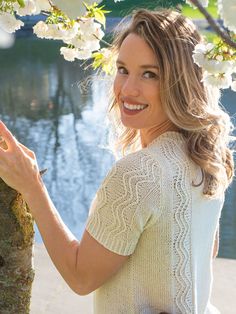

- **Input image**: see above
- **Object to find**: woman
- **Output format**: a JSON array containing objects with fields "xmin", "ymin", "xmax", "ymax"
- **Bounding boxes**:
[{"xmin": 0, "ymin": 8, "xmax": 234, "ymax": 314}]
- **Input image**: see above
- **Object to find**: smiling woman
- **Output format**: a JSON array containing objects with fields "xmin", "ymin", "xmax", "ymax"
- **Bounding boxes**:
[
  {"xmin": 85, "ymin": 8, "xmax": 235, "ymax": 313},
  {"xmin": 113, "ymin": 33, "xmax": 178, "ymax": 146},
  {"xmin": 109, "ymin": 9, "xmax": 234, "ymax": 198}
]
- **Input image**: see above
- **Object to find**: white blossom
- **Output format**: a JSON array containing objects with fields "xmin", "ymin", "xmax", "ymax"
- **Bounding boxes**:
[
  {"xmin": 192, "ymin": 42, "xmax": 214, "ymax": 67},
  {"xmin": 99, "ymin": 48, "xmax": 116, "ymax": 73},
  {"xmin": 60, "ymin": 46, "xmax": 92, "ymax": 61},
  {"xmin": 0, "ymin": 12, "xmax": 24, "ymax": 33},
  {"xmin": 231, "ymin": 81, "xmax": 236, "ymax": 91},
  {"xmin": 64, "ymin": 35, "xmax": 85, "ymax": 49},
  {"xmin": 79, "ymin": 18, "xmax": 104, "ymax": 39},
  {"xmin": 193, "ymin": 43, "xmax": 234, "ymax": 75},
  {"xmin": 202, "ymin": 72, "xmax": 232, "ymax": 89},
  {"xmin": 63, "ymin": 18, "xmax": 104, "ymax": 53},
  {"xmin": 46, "ymin": 24, "xmax": 69, "ymax": 40},
  {"xmin": 100, "ymin": 47, "xmax": 112, "ymax": 59},
  {"xmin": 60, "ymin": 47, "xmax": 79, "ymax": 61},
  {"xmin": 33, "ymin": 21, "xmax": 49, "ymax": 38},
  {"xmin": 193, "ymin": 51, "xmax": 207, "ymax": 67},
  {"xmin": 77, "ymin": 49, "xmax": 92, "ymax": 60},
  {"xmin": 218, "ymin": 0, "xmax": 236, "ymax": 32},
  {"xmin": 83, "ymin": 35, "xmax": 100, "ymax": 51},
  {"xmin": 34, "ymin": 21, "xmax": 80, "ymax": 41},
  {"xmin": 14, "ymin": 0, "xmax": 40, "ymax": 16},
  {"xmin": 79, "ymin": 18, "xmax": 96, "ymax": 35},
  {"xmin": 0, "ymin": 28, "xmax": 15, "ymax": 48},
  {"xmin": 216, "ymin": 55, "xmax": 224, "ymax": 62},
  {"xmin": 76, "ymin": 19, "xmax": 104, "ymax": 52},
  {"xmin": 13, "ymin": 0, "xmax": 51, "ymax": 17},
  {"xmin": 93, "ymin": 25, "xmax": 104, "ymax": 40},
  {"xmin": 34, "ymin": 23, "xmax": 65, "ymax": 39},
  {"xmin": 203, "ymin": 59, "xmax": 234, "ymax": 74},
  {"xmin": 233, "ymin": 63, "xmax": 236, "ymax": 73},
  {"xmin": 86, "ymin": 39, "xmax": 100, "ymax": 51},
  {"xmin": 194, "ymin": 43, "xmax": 213, "ymax": 54},
  {"xmin": 62, "ymin": 22, "xmax": 80, "ymax": 40},
  {"xmin": 45, "ymin": 24, "xmax": 66, "ymax": 40}
]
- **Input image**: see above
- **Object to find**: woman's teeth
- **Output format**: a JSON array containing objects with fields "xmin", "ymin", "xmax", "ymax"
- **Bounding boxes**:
[{"xmin": 123, "ymin": 102, "xmax": 148, "ymax": 110}]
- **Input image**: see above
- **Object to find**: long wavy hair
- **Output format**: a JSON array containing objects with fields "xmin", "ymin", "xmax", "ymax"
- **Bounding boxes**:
[{"xmin": 107, "ymin": 8, "xmax": 235, "ymax": 198}]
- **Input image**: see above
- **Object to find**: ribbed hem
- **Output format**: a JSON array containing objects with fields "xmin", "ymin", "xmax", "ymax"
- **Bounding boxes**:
[{"xmin": 86, "ymin": 217, "xmax": 135, "ymax": 256}]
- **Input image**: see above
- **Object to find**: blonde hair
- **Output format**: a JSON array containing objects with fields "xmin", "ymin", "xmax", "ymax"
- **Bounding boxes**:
[{"xmin": 107, "ymin": 8, "xmax": 235, "ymax": 198}]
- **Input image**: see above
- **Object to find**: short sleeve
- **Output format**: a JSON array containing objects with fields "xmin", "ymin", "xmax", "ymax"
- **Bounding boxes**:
[{"xmin": 85, "ymin": 155, "xmax": 160, "ymax": 256}]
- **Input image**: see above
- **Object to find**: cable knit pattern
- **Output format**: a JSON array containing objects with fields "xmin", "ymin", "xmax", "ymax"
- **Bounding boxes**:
[
  {"xmin": 86, "ymin": 131, "xmax": 224, "ymax": 314},
  {"xmin": 160, "ymin": 139, "xmax": 193, "ymax": 313},
  {"xmin": 87, "ymin": 152, "xmax": 161, "ymax": 256}
]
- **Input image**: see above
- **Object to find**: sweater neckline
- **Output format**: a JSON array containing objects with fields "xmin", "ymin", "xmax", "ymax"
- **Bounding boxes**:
[{"xmin": 146, "ymin": 131, "xmax": 185, "ymax": 148}]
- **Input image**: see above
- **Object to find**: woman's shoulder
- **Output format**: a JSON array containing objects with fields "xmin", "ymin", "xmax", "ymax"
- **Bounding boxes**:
[
  {"xmin": 107, "ymin": 149, "xmax": 160, "ymax": 185},
  {"xmin": 116, "ymin": 149, "xmax": 155, "ymax": 169},
  {"xmin": 99, "ymin": 150, "xmax": 161, "ymax": 207},
  {"xmin": 106, "ymin": 131, "xmax": 189, "ymax": 184}
]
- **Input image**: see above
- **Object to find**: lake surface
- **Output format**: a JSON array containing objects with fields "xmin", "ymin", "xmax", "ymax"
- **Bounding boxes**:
[{"xmin": 0, "ymin": 37, "xmax": 236, "ymax": 259}]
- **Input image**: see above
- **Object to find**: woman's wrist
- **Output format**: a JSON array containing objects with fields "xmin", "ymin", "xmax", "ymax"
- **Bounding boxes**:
[{"xmin": 21, "ymin": 174, "xmax": 48, "ymax": 212}]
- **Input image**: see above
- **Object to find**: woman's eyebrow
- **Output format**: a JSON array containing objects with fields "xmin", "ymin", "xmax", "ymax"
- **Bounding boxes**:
[{"xmin": 116, "ymin": 59, "xmax": 159, "ymax": 70}]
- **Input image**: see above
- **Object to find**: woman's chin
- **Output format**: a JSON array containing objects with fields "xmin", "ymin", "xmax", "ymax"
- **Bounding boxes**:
[
  {"xmin": 120, "ymin": 119, "xmax": 142, "ymax": 130},
  {"xmin": 120, "ymin": 113, "xmax": 147, "ymax": 129}
]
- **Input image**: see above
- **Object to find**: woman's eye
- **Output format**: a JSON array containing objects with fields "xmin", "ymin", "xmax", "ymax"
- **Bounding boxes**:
[
  {"xmin": 117, "ymin": 67, "xmax": 128, "ymax": 75},
  {"xmin": 143, "ymin": 71, "xmax": 158, "ymax": 79}
]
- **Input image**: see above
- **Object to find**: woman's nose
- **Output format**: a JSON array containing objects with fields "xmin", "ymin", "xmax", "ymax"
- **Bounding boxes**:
[{"xmin": 121, "ymin": 76, "xmax": 140, "ymax": 97}]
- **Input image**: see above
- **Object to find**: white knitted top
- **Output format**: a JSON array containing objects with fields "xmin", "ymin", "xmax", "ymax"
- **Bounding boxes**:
[{"xmin": 85, "ymin": 131, "xmax": 224, "ymax": 314}]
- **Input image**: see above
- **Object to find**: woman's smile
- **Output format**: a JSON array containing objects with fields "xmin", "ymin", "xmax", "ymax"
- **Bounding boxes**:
[
  {"xmin": 114, "ymin": 33, "xmax": 169, "ymax": 133},
  {"xmin": 122, "ymin": 101, "xmax": 149, "ymax": 115}
]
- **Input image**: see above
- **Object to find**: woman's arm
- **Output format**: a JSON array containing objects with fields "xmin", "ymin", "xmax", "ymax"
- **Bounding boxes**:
[
  {"xmin": 23, "ymin": 182, "xmax": 84, "ymax": 293},
  {"xmin": 0, "ymin": 121, "xmax": 129, "ymax": 295},
  {"xmin": 24, "ymin": 183, "xmax": 129, "ymax": 295}
]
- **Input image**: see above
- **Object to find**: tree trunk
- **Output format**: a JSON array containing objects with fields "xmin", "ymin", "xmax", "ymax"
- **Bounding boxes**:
[{"xmin": 0, "ymin": 178, "xmax": 34, "ymax": 314}]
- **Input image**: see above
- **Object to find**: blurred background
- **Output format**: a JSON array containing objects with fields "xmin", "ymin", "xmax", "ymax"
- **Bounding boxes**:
[{"xmin": 0, "ymin": 0, "xmax": 235, "ymax": 259}]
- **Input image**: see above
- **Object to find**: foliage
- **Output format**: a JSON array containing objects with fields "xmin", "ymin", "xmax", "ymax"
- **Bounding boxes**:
[
  {"xmin": 100, "ymin": 0, "xmax": 184, "ymax": 17},
  {"xmin": 0, "ymin": 0, "xmax": 235, "ymax": 89},
  {"xmin": 182, "ymin": 0, "xmax": 218, "ymax": 19}
]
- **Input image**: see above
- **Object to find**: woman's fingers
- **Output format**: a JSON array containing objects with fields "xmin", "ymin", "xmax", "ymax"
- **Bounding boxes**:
[
  {"xmin": 0, "ymin": 136, "xmax": 8, "ymax": 150},
  {"xmin": 0, "ymin": 121, "xmax": 35, "ymax": 159},
  {"xmin": 0, "ymin": 121, "xmax": 43, "ymax": 195},
  {"xmin": 18, "ymin": 142, "xmax": 36, "ymax": 159},
  {"xmin": 17, "ymin": 142, "xmax": 47, "ymax": 175},
  {"xmin": 0, "ymin": 121, "xmax": 18, "ymax": 151}
]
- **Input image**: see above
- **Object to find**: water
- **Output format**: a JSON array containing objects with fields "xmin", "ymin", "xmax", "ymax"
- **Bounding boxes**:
[{"xmin": 0, "ymin": 37, "xmax": 235, "ymax": 259}]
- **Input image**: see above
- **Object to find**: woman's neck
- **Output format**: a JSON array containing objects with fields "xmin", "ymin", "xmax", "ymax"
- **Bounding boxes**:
[{"xmin": 140, "ymin": 119, "xmax": 179, "ymax": 148}]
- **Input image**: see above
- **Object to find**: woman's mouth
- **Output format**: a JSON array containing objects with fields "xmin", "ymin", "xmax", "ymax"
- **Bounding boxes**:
[{"xmin": 122, "ymin": 102, "xmax": 148, "ymax": 115}]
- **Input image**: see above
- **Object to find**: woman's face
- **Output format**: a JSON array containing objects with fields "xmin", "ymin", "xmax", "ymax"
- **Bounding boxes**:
[{"xmin": 113, "ymin": 33, "xmax": 169, "ymax": 130}]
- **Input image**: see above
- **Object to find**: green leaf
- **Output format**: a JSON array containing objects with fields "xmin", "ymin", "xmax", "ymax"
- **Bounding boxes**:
[
  {"xmin": 83, "ymin": 1, "xmax": 89, "ymax": 10},
  {"xmin": 17, "ymin": 0, "xmax": 25, "ymax": 8},
  {"xmin": 101, "ymin": 9, "xmax": 111, "ymax": 14},
  {"xmin": 92, "ymin": 52, "xmax": 104, "ymax": 59},
  {"xmin": 92, "ymin": 52, "xmax": 104, "ymax": 68},
  {"xmin": 92, "ymin": 50, "xmax": 115, "ymax": 75},
  {"xmin": 94, "ymin": 10, "xmax": 106, "ymax": 27},
  {"xmin": 83, "ymin": 1, "xmax": 110, "ymax": 26}
]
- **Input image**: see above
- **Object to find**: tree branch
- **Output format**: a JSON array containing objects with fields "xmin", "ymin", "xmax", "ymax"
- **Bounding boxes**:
[{"xmin": 189, "ymin": 0, "xmax": 236, "ymax": 49}]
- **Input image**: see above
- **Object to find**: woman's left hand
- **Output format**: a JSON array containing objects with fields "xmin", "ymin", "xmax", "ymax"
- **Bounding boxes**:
[{"xmin": 0, "ymin": 120, "xmax": 42, "ymax": 196}]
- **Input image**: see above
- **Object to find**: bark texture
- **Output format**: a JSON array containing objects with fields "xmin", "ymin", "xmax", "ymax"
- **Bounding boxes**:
[{"xmin": 0, "ymin": 178, "xmax": 34, "ymax": 314}]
